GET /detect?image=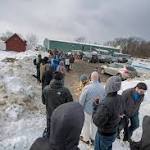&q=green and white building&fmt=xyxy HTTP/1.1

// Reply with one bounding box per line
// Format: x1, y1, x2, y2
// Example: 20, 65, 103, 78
43, 38, 120, 53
